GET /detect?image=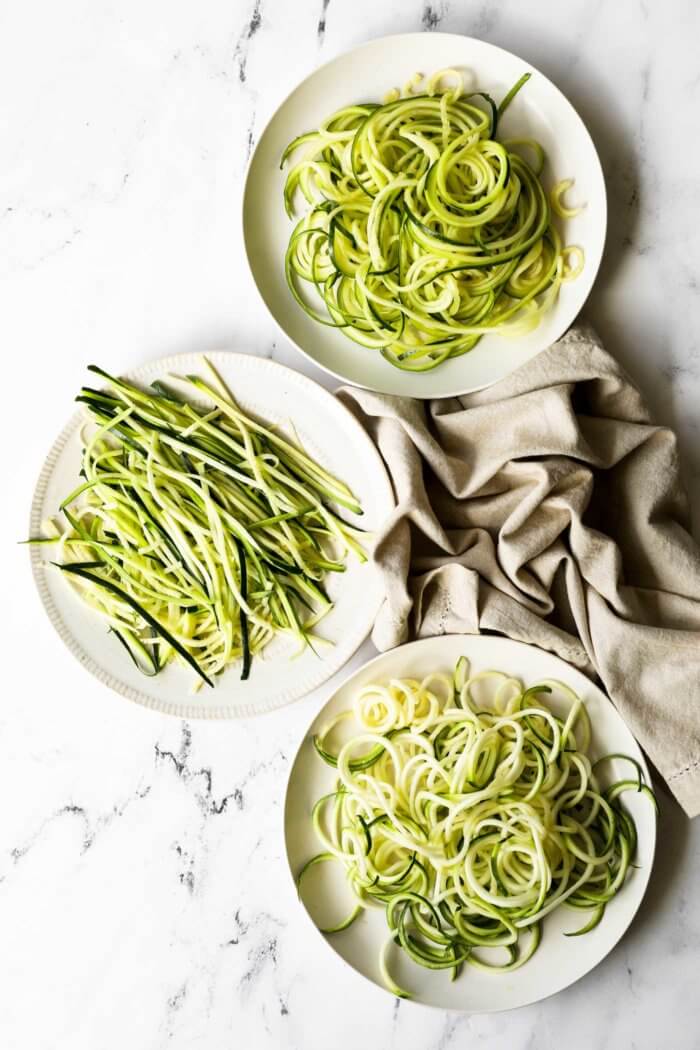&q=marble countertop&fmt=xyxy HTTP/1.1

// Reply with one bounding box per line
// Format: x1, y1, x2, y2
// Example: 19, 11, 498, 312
3, 1, 700, 1048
